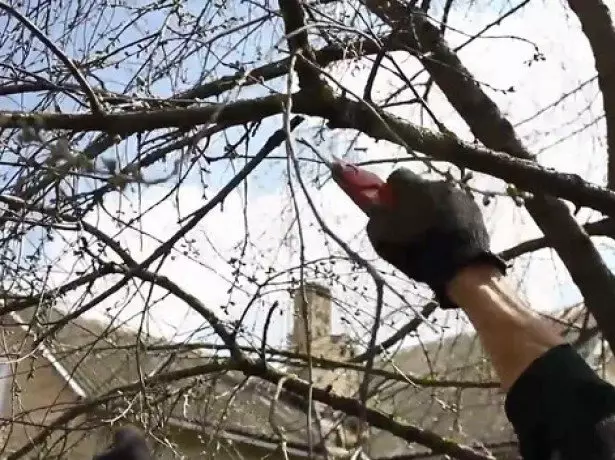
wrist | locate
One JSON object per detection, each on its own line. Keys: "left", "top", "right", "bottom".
{"left": 446, "top": 263, "right": 506, "bottom": 307}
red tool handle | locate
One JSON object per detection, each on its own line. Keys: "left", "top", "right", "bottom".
{"left": 330, "top": 159, "right": 394, "bottom": 214}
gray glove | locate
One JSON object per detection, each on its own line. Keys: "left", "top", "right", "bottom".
{"left": 366, "top": 168, "right": 506, "bottom": 307}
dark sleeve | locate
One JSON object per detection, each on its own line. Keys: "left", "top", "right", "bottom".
{"left": 93, "top": 428, "right": 151, "bottom": 460}
{"left": 505, "top": 344, "right": 615, "bottom": 460}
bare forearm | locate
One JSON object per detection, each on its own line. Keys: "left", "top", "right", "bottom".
{"left": 446, "top": 264, "right": 564, "bottom": 390}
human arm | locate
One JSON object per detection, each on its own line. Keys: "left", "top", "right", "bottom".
{"left": 447, "top": 263, "right": 563, "bottom": 391}
{"left": 448, "top": 264, "right": 615, "bottom": 460}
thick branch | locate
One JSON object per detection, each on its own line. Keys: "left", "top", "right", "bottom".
{"left": 361, "top": 0, "right": 615, "bottom": 353}
{"left": 300, "top": 95, "right": 615, "bottom": 216}
{"left": 278, "top": 0, "right": 323, "bottom": 88}
{"left": 566, "top": 0, "right": 615, "bottom": 188}
{"left": 7, "top": 95, "right": 615, "bottom": 217}
{"left": 0, "top": 94, "right": 285, "bottom": 133}
{"left": 500, "top": 218, "right": 615, "bottom": 260}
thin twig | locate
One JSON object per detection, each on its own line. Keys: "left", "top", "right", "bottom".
{"left": 270, "top": 376, "right": 291, "bottom": 460}
{"left": 0, "top": 2, "right": 103, "bottom": 114}
{"left": 351, "top": 302, "right": 438, "bottom": 362}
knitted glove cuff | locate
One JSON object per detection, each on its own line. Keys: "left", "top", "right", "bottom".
{"left": 431, "top": 252, "right": 508, "bottom": 309}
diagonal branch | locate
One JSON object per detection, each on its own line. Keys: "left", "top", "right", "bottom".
{"left": 350, "top": 302, "right": 438, "bottom": 363}
{"left": 301, "top": 94, "right": 615, "bottom": 216}
{"left": 26, "top": 119, "right": 305, "bottom": 361}
{"left": 0, "top": 2, "right": 103, "bottom": 114}
{"left": 565, "top": 0, "right": 615, "bottom": 189}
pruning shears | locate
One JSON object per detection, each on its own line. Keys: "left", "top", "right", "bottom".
{"left": 323, "top": 156, "right": 438, "bottom": 331}
{"left": 327, "top": 156, "right": 395, "bottom": 216}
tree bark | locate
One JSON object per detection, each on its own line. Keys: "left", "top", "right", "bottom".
{"left": 566, "top": 0, "right": 615, "bottom": 188}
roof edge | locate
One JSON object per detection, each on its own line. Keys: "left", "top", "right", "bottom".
{"left": 9, "top": 310, "right": 88, "bottom": 399}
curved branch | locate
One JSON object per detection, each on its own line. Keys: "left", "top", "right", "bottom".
{"left": 500, "top": 218, "right": 615, "bottom": 260}
{"left": 565, "top": 0, "right": 615, "bottom": 188}
{"left": 0, "top": 2, "right": 102, "bottom": 114}
{"left": 130, "top": 268, "right": 239, "bottom": 357}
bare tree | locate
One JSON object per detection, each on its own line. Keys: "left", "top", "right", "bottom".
{"left": 0, "top": 0, "right": 612, "bottom": 459}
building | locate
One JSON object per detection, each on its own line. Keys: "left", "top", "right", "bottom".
{"left": 0, "top": 285, "right": 608, "bottom": 459}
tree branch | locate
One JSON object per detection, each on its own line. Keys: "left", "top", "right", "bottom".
{"left": 101, "top": 341, "right": 498, "bottom": 389}
{"left": 8, "top": 361, "right": 236, "bottom": 460}
{"left": 278, "top": 0, "right": 323, "bottom": 89}
{"left": 0, "top": 93, "right": 285, "bottom": 133}
{"left": 300, "top": 94, "right": 615, "bottom": 216}
{"left": 350, "top": 302, "right": 438, "bottom": 363}
{"left": 499, "top": 218, "right": 615, "bottom": 260}
{"left": 9, "top": 355, "right": 494, "bottom": 460}
{"left": 0, "top": 2, "right": 103, "bottom": 114}
{"left": 175, "top": 36, "right": 386, "bottom": 100}
{"left": 249, "top": 363, "right": 494, "bottom": 460}
{"left": 565, "top": 0, "right": 615, "bottom": 188}
{"left": 7, "top": 94, "right": 615, "bottom": 218}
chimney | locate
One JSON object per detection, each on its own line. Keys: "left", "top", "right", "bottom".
{"left": 290, "top": 282, "right": 331, "bottom": 354}
{"left": 288, "top": 283, "right": 367, "bottom": 449}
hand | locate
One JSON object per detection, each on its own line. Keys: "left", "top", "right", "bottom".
{"left": 93, "top": 426, "right": 151, "bottom": 460}
{"left": 366, "top": 168, "right": 506, "bottom": 307}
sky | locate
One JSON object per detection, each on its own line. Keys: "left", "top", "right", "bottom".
{"left": 2, "top": 0, "right": 615, "bottom": 355}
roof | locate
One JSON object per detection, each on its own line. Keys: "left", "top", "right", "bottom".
{"left": 7, "top": 306, "right": 348, "bottom": 457}
{"left": 4, "top": 303, "right": 605, "bottom": 459}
